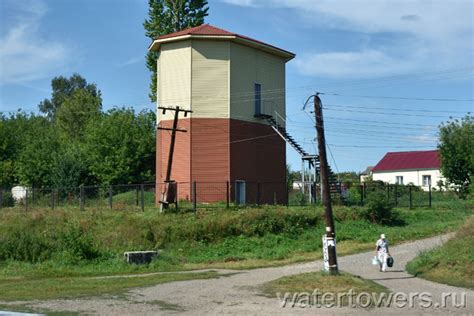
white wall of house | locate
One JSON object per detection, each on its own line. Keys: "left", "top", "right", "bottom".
{"left": 372, "top": 169, "right": 444, "bottom": 191}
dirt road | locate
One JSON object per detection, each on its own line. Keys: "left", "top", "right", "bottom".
{"left": 6, "top": 233, "right": 474, "bottom": 315}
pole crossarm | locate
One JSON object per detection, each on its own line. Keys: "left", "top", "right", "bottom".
{"left": 156, "top": 127, "right": 188, "bottom": 132}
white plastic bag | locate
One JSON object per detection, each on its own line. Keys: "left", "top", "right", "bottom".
{"left": 372, "top": 256, "right": 380, "bottom": 265}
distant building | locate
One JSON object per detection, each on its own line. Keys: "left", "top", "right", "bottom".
{"left": 371, "top": 150, "right": 443, "bottom": 191}
{"left": 359, "top": 166, "right": 373, "bottom": 183}
{"left": 148, "top": 24, "right": 295, "bottom": 204}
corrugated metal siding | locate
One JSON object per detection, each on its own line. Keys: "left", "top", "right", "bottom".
{"left": 191, "top": 118, "right": 229, "bottom": 182}
{"left": 158, "top": 41, "right": 191, "bottom": 122}
{"left": 229, "top": 119, "right": 286, "bottom": 204}
{"left": 191, "top": 40, "right": 229, "bottom": 118}
{"left": 229, "top": 42, "right": 286, "bottom": 125}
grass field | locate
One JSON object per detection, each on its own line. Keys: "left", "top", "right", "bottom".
{"left": 406, "top": 215, "right": 474, "bottom": 289}
{"left": 261, "top": 271, "right": 389, "bottom": 307}
{"left": 0, "top": 195, "right": 472, "bottom": 300}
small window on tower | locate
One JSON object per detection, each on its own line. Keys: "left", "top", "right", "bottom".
{"left": 254, "top": 83, "right": 261, "bottom": 115}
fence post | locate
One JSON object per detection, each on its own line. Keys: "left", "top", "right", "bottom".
{"left": 387, "top": 183, "right": 390, "bottom": 200}
{"left": 257, "top": 182, "right": 261, "bottom": 206}
{"left": 108, "top": 186, "right": 113, "bottom": 209}
{"left": 360, "top": 184, "right": 363, "bottom": 206}
{"left": 409, "top": 185, "right": 413, "bottom": 209}
{"left": 0, "top": 190, "right": 3, "bottom": 209}
{"left": 175, "top": 182, "right": 179, "bottom": 211}
{"left": 192, "top": 181, "right": 197, "bottom": 212}
{"left": 140, "top": 184, "right": 145, "bottom": 212}
{"left": 226, "top": 181, "right": 230, "bottom": 209}
{"left": 135, "top": 186, "right": 139, "bottom": 206}
{"left": 395, "top": 184, "right": 398, "bottom": 206}
{"left": 429, "top": 184, "right": 432, "bottom": 208}
{"left": 25, "top": 188, "right": 29, "bottom": 211}
{"left": 51, "top": 189, "right": 55, "bottom": 210}
{"left": 80, "top": 185, "right": 84, "bottom": 211}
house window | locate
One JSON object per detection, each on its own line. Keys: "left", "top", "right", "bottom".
{"left": 422, "top": 175, "right": 431, "bottom": 186}
{"left": 396, "top": 176, "right": 403, "bottom": 185}
{"left": 254, "top": 83, "right": 261, "bottom": 115}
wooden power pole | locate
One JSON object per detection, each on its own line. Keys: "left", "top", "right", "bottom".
{"left": 157, "top": 106, "right": 192, "bottom": 211}
{"left": 314, "top": 94, "right": 339, "bottom": 274}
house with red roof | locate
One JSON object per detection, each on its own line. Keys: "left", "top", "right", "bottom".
{"left": 370, "top": 150, "right": 444, "bottom": 190}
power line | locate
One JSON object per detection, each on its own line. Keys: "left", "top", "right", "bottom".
{"left": 319, "top": 92, "right": 474, "bottom": 102}
{"left": 323, "top": 107, "right": 463, "bottom": 118}
{"left": 328, "top": 144, "right": 435, "bottom": 149}
{"left": 325, "top": 104, "right": 470, "bottom": 114}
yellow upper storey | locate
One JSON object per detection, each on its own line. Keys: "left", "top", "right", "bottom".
{"left": 155, "top": 38, "right": 291, "bottom": 125}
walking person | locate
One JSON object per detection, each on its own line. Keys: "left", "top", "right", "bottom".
{"left": 375, "top": 234, "right": 391, "bottom": 272}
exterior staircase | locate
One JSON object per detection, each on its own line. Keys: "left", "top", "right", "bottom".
{"left": 262, "top": 115, "right": 320, "bottom": 170}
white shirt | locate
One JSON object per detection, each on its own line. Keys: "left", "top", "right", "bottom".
{"left": 376, "top": 238, "right": 389, "bottom": 254}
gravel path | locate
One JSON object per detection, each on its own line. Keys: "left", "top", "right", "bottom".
{"left": 4, "top": 233, "right": 473, "bottom": 315}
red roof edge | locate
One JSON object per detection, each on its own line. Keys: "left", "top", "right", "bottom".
{"left": 372, "top": 150, "right": 440, "bottom": 172}
{"left": 150, "top": 24, "right": 295, "bottom": 58}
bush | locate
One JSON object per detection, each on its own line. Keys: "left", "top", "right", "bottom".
{"left": 289, "top": 190, "right": 308, "bottom": 206}
{"left": 363, "top": 191, "right": 401, "bottom": 225}
{"left": 1, "top": 191, "right": 14, "bottom": 207}
{"left": 58, "top": 224, "right": 101, "bottom": 263}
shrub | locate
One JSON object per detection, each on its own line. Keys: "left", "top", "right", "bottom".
{"left": 289, "top": 191, "right": 308, "bottom": 206}
{"left": 58, "top": 224, "right": 101, "bottom": 263}
{"left": 1, "top": 191, "right": 14, "bottom": 207}
{"left": 363, "top": 191, "right": 401, "bottom": 225}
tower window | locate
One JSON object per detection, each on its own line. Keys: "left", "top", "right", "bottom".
{"left": 254, "top": 83, "right": 261, "bottom": 115}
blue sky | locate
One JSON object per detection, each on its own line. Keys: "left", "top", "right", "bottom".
{"left": 1, "top": 0, "right": 473, "bottom": 173}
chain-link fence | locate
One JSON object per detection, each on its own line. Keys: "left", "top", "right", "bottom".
{"left": 0, "top": 181, "right": 434, "bottom": 211}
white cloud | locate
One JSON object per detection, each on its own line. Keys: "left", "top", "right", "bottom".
{"left": 0, "top": 0, "right": 70, "bottom": 84}
{"left": 118, "top": 55, "right": 144, "bottom": 68}
{"left": 223, "top": 0, "right": 474, "bottom": 78}
{"left": 295, "top": 49, "right": 415, "bottom": 78}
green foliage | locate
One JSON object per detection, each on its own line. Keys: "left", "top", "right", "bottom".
{"left": 15, "top": 116, "right": 60, "bottom": 187}
{"left": 289, "top": 190, "right": 308, "bottom": 206}
{"left": 144, "top": 0, "right": 209, "bottom": 101}
{"left": 56, "top": 89, "right": 102, "bottom": 140}
{"left": 438, "top": 115, "right": 474, "bottom": 198}
{"left": 406, "top": 216, "right": 474, "bottom": 289}
{"left": 39, "top": 73, "right": 101, "bottom": 119}
{"left": 51, "top": 145, "right": 92, "bottom": 189}
{"left": 363, "top": 190, "right": 400, "bottom": 225}
{"left": 1, "top": 74, "right": 155, "bottom": 189}
{"left": 0, "top": 112, "right": 31, "bottom": 187}
{"left": 83, "top": 108, "right": 156, "bottom": 185}
{"left": 0, "top": 220, "right": 100, "bottom": 264}
{"left": 57, "top": 224, "right": 101, "bottom": 263}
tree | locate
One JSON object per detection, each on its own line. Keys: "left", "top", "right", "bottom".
{"left": 83, "top": 108, "right": 156, "bottom": 185}
{"left": 144, "top": 0, "right": 208, "bottom": 101}
{"left": 438, "top": 115, "right": 474, "bottom": 197}
{"left": 39, "top": 73, "right": 101, "bottom": 119}
{"left": 0, "top": 112, "right": 34, "bottom": 187}
{"left": 15, "top": 116, "right": 60, "bottom": 188}
{"left": 56, "top": 89, "right": 102, "bottom": 140}
{"left": 51, "top": 145, "right": 92, "bottom": 189}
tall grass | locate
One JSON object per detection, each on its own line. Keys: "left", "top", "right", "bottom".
{"left": 0, "top": 197, "right": 471, "bottom": 276}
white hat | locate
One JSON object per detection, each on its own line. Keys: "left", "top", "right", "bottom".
{"left": 381, "top": 234, "right": 386, "bottom": 239}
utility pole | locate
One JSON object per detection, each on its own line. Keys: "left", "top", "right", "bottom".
{"left": 314, "top": 94, "right": 338, "bottom": 274}
{"left": 157, "top": 106, "right": 192, "bottom": 211}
